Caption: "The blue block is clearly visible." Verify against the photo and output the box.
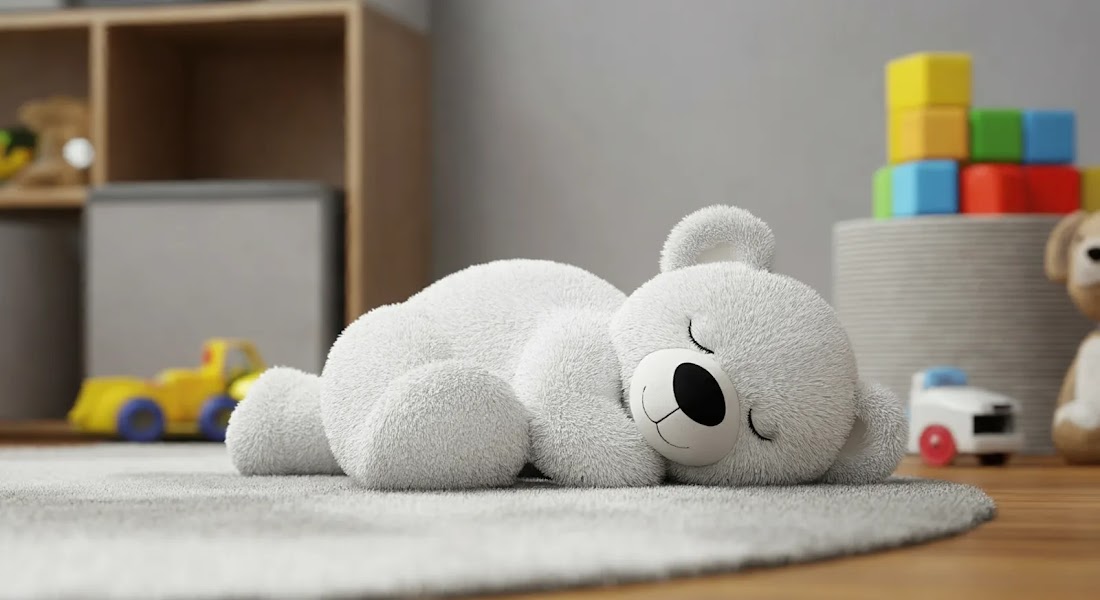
[891,160,959,216]
[1022,109,1076,164]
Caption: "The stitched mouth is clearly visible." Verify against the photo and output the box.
[640,387,690,449]
[655,424,690,449]
[640,386,675,423]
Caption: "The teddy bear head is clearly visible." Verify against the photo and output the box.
[609,206,906,486]
[1045,210,1100,322]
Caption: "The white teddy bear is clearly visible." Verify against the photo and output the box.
[226,205,907,489]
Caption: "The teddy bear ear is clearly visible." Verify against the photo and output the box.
[659,205,776,273]
[820,381,907,485]
[1045,210,1088,284]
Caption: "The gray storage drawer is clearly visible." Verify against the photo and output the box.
[86,180,343,378]
[0,213,81,419]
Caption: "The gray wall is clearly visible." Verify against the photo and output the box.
[365,0,429,31]
[432,0,1100,299]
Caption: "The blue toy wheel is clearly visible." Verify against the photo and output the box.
[198,395,238,442]
[116,398,166,442]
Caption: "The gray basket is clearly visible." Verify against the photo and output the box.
[85,180,343,379]
[833,215,1093,454]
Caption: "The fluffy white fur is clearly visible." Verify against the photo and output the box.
[226,205,907,489]
[1061,336,1100,429]
[225,368,342,476]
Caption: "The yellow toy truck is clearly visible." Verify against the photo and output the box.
[68,338,266,442]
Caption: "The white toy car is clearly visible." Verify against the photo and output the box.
[907,367,1024,466]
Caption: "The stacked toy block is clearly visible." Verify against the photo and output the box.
[874,52,1100,218]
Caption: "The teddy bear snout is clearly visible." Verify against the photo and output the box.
[673,363,726,426]
[627,348,742,467]
[1071,238,1100,288]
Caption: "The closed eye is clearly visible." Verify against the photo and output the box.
[748,409,774,442]
[687,319,714,354]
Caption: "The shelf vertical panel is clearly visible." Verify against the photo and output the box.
[345,4,431,322]
[89,19,108,187]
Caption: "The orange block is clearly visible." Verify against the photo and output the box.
[960,164,1026,214]
[889,106,968,163]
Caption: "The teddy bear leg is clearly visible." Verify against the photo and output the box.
[225,367,343,476]
[322,305,530,490]
[514,311,666,487]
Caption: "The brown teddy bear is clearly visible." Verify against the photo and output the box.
[1044,211,1100,464]
[10,96,90,188]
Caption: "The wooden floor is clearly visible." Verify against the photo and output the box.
[3,421,1098,599]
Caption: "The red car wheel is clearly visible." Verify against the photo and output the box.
[919,425,957,467]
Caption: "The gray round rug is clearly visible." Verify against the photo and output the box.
[0,444,995,600]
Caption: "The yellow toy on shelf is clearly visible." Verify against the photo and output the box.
[0,128,34,181]
[68,338,266,443]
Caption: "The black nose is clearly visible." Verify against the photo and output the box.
[1088,247,1100,262]
[673,362,725,426]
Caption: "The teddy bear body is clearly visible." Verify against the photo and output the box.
[1045,211,1100,464]
[227,206,907,489]
[320,258,668,489]
[394,258,626,379]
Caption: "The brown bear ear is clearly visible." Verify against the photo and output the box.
[1045,211,1088,284]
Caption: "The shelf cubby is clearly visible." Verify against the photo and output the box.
[0,0,430,321]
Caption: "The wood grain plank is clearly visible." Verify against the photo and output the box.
[0,0,356,32]
[0,185,86,209]
[347,3,431,320]
[88,20,107,186]
[496,456,1100,600]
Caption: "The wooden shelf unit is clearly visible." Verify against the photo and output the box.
[0,0,430,322]
[0,185,86,208]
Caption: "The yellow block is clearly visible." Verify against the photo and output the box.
[888,106,968,163]
[886,52,972,109]
[1082,166,1100,212]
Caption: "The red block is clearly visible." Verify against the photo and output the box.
[1024,165,1081,214]
[961,164,1026,214]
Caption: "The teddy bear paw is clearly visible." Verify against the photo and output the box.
[1055,399,1100,430]
[529,395,665,487]
[341,360,530,490]
[226,367,343,476]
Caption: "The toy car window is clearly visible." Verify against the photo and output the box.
[223,348,253,379]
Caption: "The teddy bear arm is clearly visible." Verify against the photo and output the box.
[513,310,665,487]
[1054,341,1100,463]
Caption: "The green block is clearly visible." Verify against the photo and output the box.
[873,166,893,219]
[970,108,1023,162]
